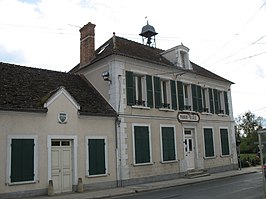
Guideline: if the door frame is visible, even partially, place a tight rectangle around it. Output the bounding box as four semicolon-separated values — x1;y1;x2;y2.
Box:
47;135;77;187
183;127;197;170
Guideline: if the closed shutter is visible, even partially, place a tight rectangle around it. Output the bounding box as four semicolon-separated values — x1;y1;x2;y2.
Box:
209;88;214;114
197;85;203;112
154;76;161;108
134;126;150;164
213;89;219;114
224;91;229;115
146;75;153;108
170;80;177;110
162;127;176;161
177;81;184;110
11;139;34;182
126;71;135;105
204;128;214;157
220;129;230;155
192;84;198;112
88;139;105;175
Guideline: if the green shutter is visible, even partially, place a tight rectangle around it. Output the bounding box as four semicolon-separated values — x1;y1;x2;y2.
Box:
88;139;105;175
204;128;214;157
209;88;214;114
134;126;150;164
154;76;161;108
192;84;198;112
197;85;203;112
170;80;177;110
11;139;34;182
126;71;135;106
224;91;229;115
162;127;176;161
220;129;230;155
213;89;219;114
146;75;153;108
177;81;184;110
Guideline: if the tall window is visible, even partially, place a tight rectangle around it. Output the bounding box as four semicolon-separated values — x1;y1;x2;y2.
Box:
133;125;151;165
9;138;36;183
220;129;230;156
87;138;107;176
161;80;170;109
161;126;176;162
126;71;153;107
203;128;215;157
202;88;210;113
180;51;189;69
184;84;192;110
134;75;145;106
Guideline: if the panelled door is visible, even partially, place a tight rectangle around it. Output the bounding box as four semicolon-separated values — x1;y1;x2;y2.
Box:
184;130;195;170
51;140;72;193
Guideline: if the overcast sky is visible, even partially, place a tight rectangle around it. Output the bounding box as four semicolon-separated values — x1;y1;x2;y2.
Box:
0;0;266;121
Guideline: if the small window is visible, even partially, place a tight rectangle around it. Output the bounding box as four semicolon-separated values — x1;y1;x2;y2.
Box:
204;128;215;157
88;138;106;176
220;129;230;156
133;125;151;165
161;126;176;162
161;80;170;109
10;138;36;183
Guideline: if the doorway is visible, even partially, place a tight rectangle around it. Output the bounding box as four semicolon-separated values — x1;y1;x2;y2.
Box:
51;140;72;193
184;129;195;170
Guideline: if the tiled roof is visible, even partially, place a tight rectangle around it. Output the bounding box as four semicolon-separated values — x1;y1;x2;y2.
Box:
0;62;116;116
70;36;233;84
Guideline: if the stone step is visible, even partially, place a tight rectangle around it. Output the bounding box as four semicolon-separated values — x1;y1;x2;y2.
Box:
185;169;210;179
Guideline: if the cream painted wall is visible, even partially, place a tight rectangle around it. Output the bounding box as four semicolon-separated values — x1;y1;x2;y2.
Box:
0;91;116;195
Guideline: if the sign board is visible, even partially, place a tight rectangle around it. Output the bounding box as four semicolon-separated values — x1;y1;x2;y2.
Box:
177;112;200;123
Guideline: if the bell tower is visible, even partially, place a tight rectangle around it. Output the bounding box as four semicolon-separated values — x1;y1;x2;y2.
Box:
139;21;157;47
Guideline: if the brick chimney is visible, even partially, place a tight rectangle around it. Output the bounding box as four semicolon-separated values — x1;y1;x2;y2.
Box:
79;22;96;68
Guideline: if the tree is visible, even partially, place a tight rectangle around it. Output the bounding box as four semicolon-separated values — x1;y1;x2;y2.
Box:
235;111;264;153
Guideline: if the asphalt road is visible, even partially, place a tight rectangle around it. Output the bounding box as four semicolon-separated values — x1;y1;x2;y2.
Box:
110;173;263;199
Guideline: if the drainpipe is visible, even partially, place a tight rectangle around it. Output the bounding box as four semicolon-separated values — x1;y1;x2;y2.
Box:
115;116;122;187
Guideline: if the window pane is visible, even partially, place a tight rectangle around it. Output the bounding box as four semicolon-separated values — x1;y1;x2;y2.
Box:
220;129;230;155
88;139;105;175
162;127;176;161
204;128;214;157
134;126;150;164
11;139;34;182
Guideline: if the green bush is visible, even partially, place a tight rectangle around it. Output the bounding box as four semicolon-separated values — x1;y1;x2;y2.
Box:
240;154;260;167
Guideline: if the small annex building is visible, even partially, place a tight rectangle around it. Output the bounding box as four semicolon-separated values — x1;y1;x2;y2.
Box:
0;62;117;198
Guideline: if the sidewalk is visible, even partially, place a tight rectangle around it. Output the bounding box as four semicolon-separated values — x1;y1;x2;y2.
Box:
24;166;261;199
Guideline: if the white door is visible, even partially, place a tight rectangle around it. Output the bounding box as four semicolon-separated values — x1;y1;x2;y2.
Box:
184;130;195;170
51;140;72;193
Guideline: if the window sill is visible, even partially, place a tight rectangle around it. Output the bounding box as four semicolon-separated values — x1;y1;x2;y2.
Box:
203;156;217;160
87;173;109;178
133;162;153;166
132;105;151;110
220;154;231;158
159;108;175;112
161;160;178;164
7;180;37;186
217;113;228;117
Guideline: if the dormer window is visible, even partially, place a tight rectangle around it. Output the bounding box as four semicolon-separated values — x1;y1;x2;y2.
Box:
180;50;189;69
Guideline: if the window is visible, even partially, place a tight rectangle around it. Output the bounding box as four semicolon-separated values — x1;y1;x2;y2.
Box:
161;126;176;162
203;128;215;157
9;137;37;183
133;125;151;165
126;71;153;108
87;138;107;176
202;88;210;113
220;129;230;156
161;80;170;109
184;84;192;110
191;84;202;112
180;51;189;69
